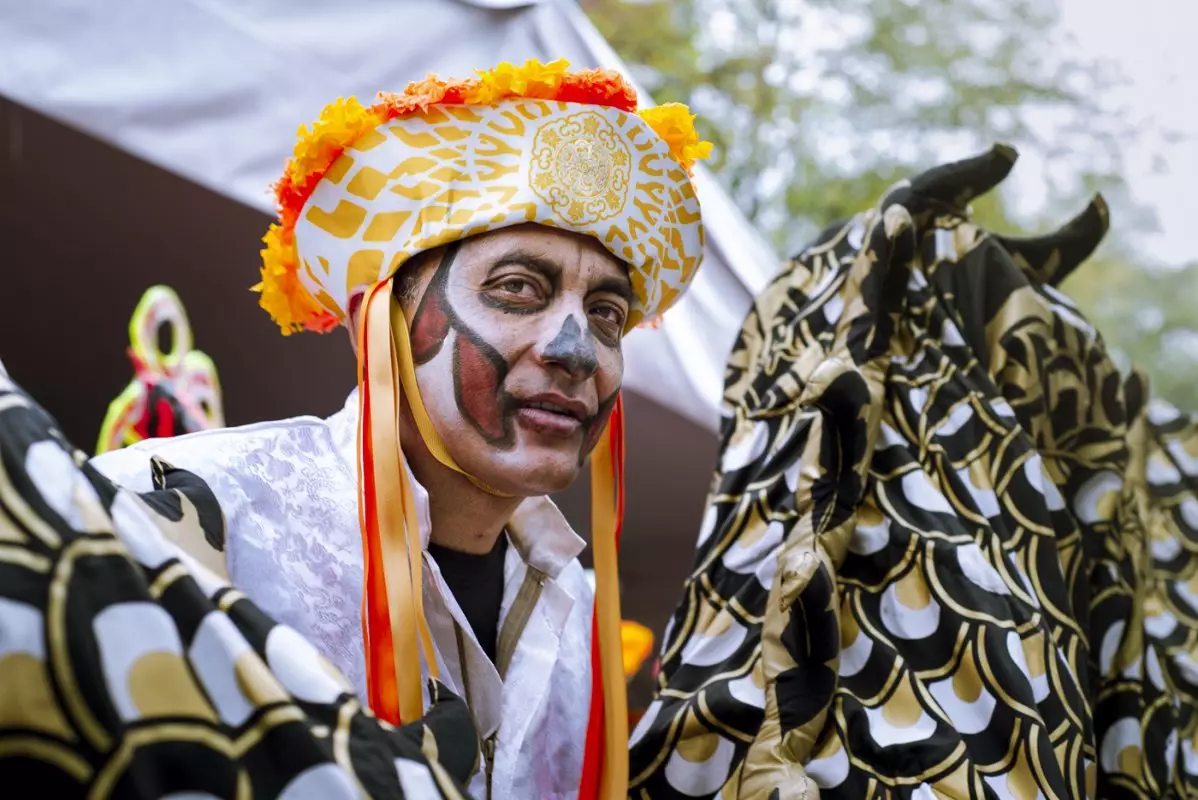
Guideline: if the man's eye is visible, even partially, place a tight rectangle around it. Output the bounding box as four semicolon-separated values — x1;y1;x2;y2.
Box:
498;278;537;297
590;304;625;328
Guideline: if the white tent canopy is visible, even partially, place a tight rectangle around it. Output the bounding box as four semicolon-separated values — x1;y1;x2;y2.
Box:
0;0;779;432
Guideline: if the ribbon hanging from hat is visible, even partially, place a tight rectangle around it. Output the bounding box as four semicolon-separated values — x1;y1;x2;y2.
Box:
581;391;627;800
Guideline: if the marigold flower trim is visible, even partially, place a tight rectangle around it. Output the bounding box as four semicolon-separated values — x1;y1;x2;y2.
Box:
637;103;714;172
254;59;711;335
252;224;339;335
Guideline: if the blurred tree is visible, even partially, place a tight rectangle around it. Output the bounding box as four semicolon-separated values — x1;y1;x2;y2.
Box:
583;0;1198;411
1060;257;1198;412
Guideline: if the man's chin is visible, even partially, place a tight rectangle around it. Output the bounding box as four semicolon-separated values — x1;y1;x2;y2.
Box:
482;448;582;497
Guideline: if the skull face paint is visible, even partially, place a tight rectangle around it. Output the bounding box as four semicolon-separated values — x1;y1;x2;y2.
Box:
400;223;630;497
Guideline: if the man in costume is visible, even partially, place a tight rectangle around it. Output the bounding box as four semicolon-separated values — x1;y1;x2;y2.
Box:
93;58;710;799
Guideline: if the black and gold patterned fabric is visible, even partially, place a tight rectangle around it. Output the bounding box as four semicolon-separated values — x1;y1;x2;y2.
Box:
0;365;477;798
629;145;1198;798
1143;392;1198;790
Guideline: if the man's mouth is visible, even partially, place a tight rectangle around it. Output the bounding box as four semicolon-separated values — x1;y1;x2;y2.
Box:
514;395;590;438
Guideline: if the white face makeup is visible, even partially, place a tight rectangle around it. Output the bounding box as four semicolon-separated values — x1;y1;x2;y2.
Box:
401;223;630;496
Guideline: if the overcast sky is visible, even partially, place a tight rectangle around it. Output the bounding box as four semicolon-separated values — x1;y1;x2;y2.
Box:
1056;0;1198;266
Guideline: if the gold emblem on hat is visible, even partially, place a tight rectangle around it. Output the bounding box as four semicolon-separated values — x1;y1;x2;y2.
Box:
530;111;631;225
558;137;613;198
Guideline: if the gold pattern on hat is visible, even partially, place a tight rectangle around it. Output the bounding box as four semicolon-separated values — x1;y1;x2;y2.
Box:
295;100;703;331
530;111;629;226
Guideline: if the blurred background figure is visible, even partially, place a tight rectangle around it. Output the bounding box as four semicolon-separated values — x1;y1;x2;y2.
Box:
95;285;224;455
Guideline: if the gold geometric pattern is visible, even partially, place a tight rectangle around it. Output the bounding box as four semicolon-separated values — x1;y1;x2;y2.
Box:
293;100;703;329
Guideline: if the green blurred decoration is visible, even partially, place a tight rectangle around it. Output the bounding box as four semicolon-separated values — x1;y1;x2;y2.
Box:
583;0;1198;412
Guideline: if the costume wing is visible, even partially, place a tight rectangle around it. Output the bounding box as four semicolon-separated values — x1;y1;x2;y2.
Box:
0;365;477;798
631;146;1198;798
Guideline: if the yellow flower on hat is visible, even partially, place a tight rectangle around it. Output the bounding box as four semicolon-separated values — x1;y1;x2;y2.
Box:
466;58;571;104
253;224;335;335
637;103;714;173
287;97;387;197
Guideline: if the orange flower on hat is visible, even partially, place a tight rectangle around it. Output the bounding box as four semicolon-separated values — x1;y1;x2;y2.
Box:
637;103;714;173
253;224;335;335
467;58;570;104
288;98;387;196
381;75;458;117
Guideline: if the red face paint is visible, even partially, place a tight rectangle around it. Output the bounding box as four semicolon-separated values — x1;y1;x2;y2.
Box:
409;271;450;365
453;331;509;443
405;243;517;448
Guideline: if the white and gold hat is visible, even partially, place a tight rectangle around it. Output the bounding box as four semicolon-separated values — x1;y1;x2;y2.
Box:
253;59;711;800
256;58;708;334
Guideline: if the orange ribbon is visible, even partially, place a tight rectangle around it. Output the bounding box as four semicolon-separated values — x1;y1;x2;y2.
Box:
357;281;439;724
581;393;628;799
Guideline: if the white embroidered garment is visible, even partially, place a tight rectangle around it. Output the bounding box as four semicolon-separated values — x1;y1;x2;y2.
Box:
92;389;594;800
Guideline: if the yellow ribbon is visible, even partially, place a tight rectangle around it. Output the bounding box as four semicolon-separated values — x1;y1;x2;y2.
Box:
359;282;440;724
591;409;628;798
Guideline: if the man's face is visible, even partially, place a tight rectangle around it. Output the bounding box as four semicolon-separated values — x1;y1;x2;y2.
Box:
400;224;630;496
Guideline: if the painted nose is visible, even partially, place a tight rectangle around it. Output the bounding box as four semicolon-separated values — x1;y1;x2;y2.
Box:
541;315;599;378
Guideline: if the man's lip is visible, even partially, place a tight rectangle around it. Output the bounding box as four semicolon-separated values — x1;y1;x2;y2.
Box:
514;393;592;421
515;407;582;438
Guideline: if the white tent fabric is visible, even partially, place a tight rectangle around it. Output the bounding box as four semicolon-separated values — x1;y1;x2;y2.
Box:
0;0;779;431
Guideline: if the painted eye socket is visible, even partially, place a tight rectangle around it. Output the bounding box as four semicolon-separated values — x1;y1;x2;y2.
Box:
589;302;626;331
481;270;550;314
488;275;549;305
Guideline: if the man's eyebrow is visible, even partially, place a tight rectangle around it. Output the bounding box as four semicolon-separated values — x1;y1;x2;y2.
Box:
591;275;634;303
489;248;633;301
491;250;563;282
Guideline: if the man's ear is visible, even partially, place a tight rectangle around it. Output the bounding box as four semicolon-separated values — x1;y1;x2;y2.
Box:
394;247;440;315
345;290;366;357
345;247;442;356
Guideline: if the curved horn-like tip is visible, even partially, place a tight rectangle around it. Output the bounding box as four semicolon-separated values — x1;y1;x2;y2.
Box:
908;143;1019;210
992;142;1019;164
882;204;914;238
994;193;1110;287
